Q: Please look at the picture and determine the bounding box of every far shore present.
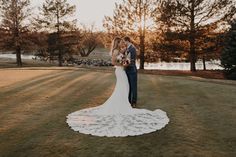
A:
[0,57,227,80]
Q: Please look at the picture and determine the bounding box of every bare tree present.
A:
[0,0,31,66]
[157,0,236,71]
[78,25,100,57]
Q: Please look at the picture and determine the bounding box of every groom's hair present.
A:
[123,36,131,42]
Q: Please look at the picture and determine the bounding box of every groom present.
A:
[123,36,138,107]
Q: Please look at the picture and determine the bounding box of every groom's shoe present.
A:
[131,103,137,108]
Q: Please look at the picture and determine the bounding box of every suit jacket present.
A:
[125,44,137,73]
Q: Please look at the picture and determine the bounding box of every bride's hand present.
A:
[123,62,129,67]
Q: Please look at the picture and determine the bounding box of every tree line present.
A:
[103,0,236,71]
[0,0,236,76]
[0,0,101,67]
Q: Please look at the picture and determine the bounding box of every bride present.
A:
[66,37,169,137]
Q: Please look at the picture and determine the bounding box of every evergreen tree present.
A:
[221,21,236,79]
[157,0,236,71]
[36,0,76,66]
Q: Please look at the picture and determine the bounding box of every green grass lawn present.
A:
[0,69,236,157]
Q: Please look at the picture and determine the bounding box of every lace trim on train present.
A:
[66,108,169,137]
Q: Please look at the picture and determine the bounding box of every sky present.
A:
[31,0,122,30]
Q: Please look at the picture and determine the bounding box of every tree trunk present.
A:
[16,45,22,67]
[190,0,196,72]
[15,1,22,67]
[58,50,63,66]
[203,55,206,70]
[189,38,197,71]
[56,6,63,67]
[139,34,145,70]
[15,36,22,67]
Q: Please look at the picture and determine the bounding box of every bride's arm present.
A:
[111,55,117,66]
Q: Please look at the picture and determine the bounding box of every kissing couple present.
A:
[111,36,138,107]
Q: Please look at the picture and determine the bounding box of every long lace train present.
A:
[66,66,169,137]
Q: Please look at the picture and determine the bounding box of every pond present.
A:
[0,54,223,70]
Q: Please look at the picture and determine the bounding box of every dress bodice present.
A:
[115,66,124,70]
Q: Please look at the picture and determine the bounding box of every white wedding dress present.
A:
[66,66,169,137]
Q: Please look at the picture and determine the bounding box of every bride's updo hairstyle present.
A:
[110,37,122,56]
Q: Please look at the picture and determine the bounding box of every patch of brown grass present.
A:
[0,69,57,88]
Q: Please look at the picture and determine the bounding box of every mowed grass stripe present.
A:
[0,71,101,135]
[0,71,92,119]
[0,72,114,157]
[0,73,99,126]
[0,72,111,134]
[0,70,73,95]
[0,70,76,108]
[0,72,86,113]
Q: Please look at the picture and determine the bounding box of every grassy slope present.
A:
[0,69,235,157]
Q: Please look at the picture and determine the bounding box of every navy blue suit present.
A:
[125,45,138,104]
